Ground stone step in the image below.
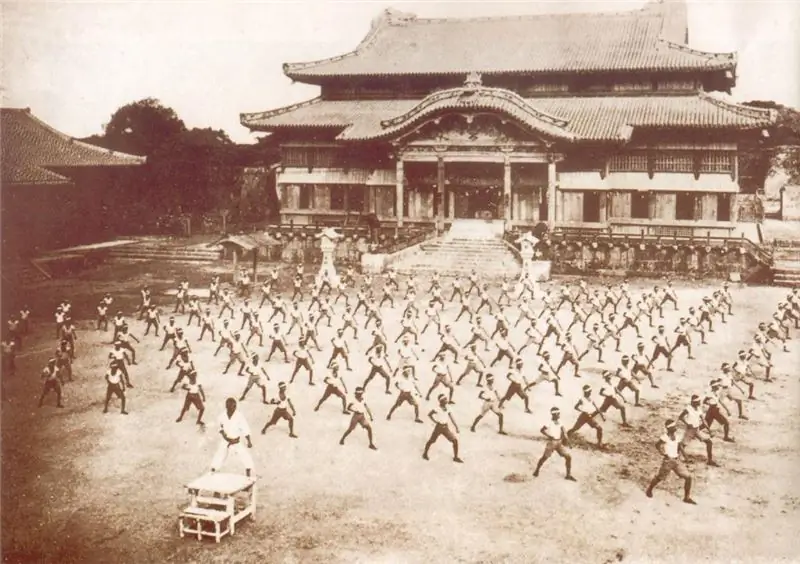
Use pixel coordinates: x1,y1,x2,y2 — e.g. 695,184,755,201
107,248,221,263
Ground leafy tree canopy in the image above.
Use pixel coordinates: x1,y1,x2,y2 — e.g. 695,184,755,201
102,98,187,157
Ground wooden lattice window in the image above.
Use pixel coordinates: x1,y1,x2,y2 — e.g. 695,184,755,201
608,152,648,172
653,151,694,173
699,152,734,174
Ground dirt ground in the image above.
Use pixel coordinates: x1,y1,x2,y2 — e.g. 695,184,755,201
2,261,799,563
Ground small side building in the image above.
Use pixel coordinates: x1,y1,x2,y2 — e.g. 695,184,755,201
1,108,146,257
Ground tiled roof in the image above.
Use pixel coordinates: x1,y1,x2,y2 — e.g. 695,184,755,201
283,6,735,80
241,92,776,142
1,108,145,186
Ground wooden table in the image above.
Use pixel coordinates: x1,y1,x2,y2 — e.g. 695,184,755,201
179,473,257,542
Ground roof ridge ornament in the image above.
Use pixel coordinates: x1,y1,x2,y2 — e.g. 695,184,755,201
464,72,483,90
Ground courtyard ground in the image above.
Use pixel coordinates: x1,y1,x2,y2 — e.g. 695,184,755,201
1,261,799,563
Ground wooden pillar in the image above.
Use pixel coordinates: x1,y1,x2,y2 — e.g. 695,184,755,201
547,159,557,229
396,158,404,227
437,157,446,231
503,157,512,224
232,249,239,283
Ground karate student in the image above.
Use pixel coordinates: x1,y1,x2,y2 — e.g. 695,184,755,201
56,342,73,383
386,366,424,423
240,354,270,403
456,344,488,386
208,275,221,305
176,370,205,426
422,394,463,463
649,326,674,372
328,329,352,371
678,395,717,467
218,289,236,320
159,317,178,351
315,361,349,414
289,339,315,385
1,338,16,377
97,302,109,331
18,306,31,335
212,398,254,477
111,310,127,343
143,305,160,337
261,383,298,439
60,320,78,359
469,373,506,435
258,279,273,309
718,363,749,420
169,350,195,393
499,358,533,413
554,334,581,378
363,345,393,394
186,295,202,327
340,306,358,338
489,329,516,369
198,308,216,342
223,332,249,376
339,387,378,450
597,370,631,426
266,323,290,363
268,296,287,324
166,328,191,370
525,352,562,398
425,354,456,405
615,355,641,407
532,407,576,481
103,362,128,415
433,325,461,363
116,325,139,364
703,380,734,443
213,320,234,356
109,343,134,388
38,359,63,409
245,312,264,347
567,385,604,448
645,419,695,504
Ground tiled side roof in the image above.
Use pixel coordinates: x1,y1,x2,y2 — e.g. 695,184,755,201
1,108,145,186
283,7,735,80
240,93,776,142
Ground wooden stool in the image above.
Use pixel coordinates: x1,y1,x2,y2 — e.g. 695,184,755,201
179,506,231,543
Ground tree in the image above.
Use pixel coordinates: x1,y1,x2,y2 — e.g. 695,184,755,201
739,101,800,192
103,98,187,157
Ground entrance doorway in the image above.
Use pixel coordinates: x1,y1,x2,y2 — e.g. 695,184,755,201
583,191,602,223
455,186,502,219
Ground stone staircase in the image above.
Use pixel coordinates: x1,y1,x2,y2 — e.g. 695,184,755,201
391,220,521,277
107,240,222,264
772,246,800,287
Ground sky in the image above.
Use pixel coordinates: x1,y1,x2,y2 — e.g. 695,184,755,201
2,0,799,144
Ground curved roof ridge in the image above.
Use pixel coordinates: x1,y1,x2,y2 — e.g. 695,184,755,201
663,40,736,62
283,9,392,74
381,85,568,129
698,92,777,122
241,97,326,125
407,7,652,25
373,84,575,141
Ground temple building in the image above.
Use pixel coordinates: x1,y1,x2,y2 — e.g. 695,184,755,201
1,108,145,256
241,0,776,238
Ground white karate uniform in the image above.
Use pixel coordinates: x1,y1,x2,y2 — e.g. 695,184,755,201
211,410,254,471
